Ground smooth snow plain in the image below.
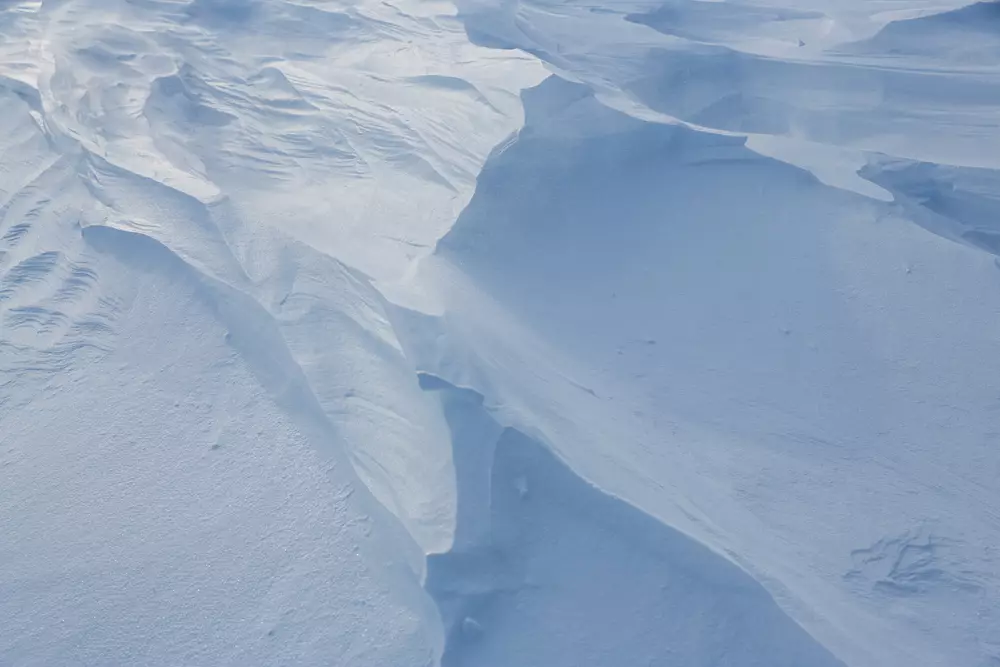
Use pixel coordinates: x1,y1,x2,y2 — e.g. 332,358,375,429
1,0,998,665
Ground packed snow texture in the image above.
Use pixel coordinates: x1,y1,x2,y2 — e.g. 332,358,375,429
1,0,998,666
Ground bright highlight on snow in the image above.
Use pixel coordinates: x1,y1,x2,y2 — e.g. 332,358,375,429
1,0,998,665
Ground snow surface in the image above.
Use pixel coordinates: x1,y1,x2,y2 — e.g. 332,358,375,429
1,0,999,665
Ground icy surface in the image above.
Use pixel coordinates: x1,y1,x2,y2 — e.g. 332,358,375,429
1,0,999,666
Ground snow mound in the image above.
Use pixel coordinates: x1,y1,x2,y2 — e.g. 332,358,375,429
2,219,436,666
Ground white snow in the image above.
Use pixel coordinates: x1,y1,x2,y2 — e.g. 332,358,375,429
2,0,999,666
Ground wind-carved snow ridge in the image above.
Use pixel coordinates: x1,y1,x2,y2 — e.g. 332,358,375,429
395,59,1000,666
0,0,543,662
452,0,1000,209
1,0,544,548
416,372,845,667
3,0,1000,665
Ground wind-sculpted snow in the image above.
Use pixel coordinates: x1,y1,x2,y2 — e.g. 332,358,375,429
861,157,1000,257
418,372,844,667
2,0,999,665
3,0,543,276
420,73,1000,667
454,0,1000,185
1,0,534,662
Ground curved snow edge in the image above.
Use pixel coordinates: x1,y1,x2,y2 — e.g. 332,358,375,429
414,371,847,667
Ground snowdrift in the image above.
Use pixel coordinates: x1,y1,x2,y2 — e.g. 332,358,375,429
1,0,998,665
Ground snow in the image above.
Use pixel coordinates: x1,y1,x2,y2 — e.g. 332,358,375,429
420,375,844,667
2,0,999,666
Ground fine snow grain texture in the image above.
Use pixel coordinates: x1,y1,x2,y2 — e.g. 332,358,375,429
2,0,999,666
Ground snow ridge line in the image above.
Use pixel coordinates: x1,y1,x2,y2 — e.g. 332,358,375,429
79,220,431,569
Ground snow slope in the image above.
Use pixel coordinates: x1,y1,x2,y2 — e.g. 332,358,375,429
2,0,999,665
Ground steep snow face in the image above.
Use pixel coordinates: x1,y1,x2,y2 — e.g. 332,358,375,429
418,374,845,667
2,0,999,666
454,0,1000,187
